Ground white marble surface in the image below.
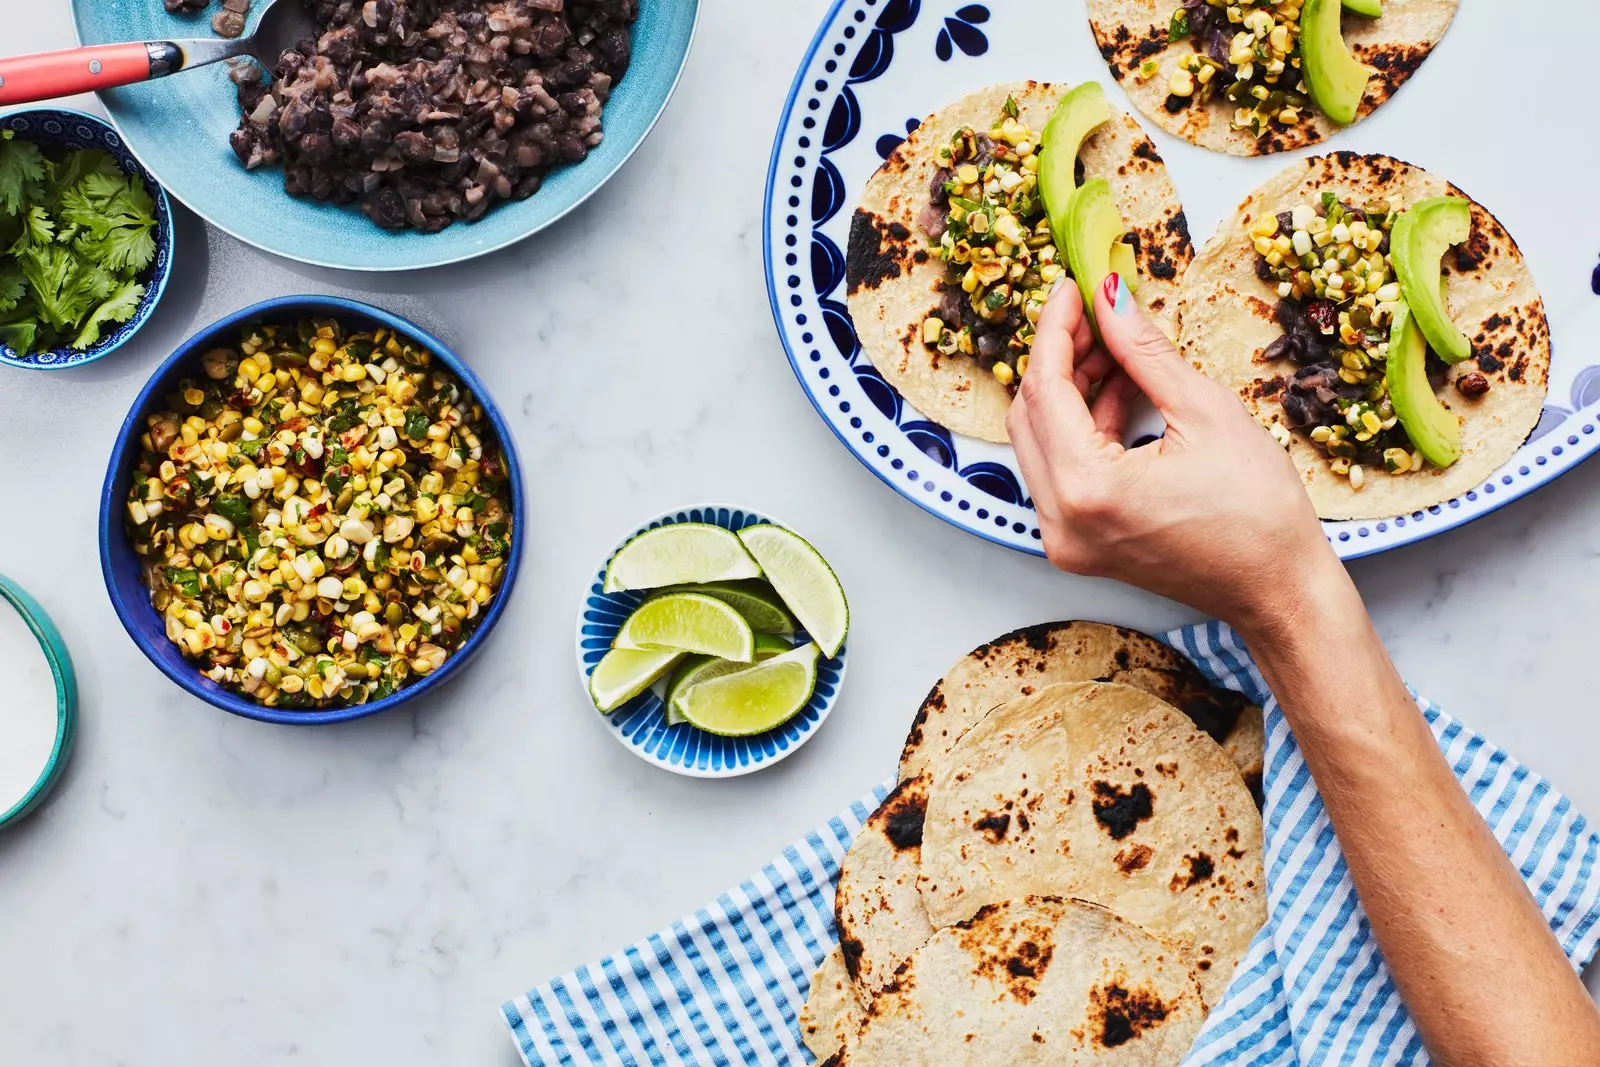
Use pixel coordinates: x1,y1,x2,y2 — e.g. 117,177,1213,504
2,2,1597,1064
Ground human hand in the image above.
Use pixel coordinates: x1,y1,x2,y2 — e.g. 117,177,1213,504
1006,274,1340,633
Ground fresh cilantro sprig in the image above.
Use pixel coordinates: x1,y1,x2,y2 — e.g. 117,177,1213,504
0,130,158,355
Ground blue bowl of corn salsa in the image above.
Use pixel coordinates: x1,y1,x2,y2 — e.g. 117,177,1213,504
98,296,524,725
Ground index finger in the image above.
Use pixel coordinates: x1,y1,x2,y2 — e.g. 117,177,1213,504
1014,282,1097,441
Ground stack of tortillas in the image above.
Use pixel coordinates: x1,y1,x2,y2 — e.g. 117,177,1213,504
802,622,1268,1064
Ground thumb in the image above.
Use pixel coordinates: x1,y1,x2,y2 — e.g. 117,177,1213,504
1093,272,1209,414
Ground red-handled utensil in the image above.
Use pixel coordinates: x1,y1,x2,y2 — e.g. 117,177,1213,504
0,0,314,107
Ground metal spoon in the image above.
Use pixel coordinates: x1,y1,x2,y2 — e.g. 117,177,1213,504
0,0,315,107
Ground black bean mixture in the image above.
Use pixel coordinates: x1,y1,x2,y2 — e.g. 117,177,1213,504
920,102,1063,389
1164,0,1311,137
1254,195,1452,485
228,0,638,232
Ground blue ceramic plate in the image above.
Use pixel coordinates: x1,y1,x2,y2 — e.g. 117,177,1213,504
764,0,1600,561
99,296,526,725
71,1,698,271
0,108,174,369
576,505,848,779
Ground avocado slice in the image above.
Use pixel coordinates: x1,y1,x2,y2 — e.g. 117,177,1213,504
1386,300,1461,469
1342,0,1382,17
1063,179,1138,337
1301,0,1373,126
1391,196,1473,364
1040,81,1114,243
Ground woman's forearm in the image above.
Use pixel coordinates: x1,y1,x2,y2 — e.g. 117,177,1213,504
1242,557,1600,1066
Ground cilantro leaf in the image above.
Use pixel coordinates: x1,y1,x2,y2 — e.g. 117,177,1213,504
0,133,46,217
9,206,55,251
77,220,156,274
72,279,145,349
0,138,156,356
0,322,36,354
0,263,24,313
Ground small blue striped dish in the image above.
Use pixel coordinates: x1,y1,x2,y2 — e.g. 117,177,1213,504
575,505,847,779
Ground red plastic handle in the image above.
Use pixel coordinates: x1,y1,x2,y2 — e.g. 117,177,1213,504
0,43,156,107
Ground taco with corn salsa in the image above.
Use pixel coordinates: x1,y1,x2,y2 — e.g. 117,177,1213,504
844,81,1193,444
1086,0,1457,157
1178,152,1549,521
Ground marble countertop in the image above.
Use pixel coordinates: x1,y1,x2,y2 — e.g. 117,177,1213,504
3,2,1596,1063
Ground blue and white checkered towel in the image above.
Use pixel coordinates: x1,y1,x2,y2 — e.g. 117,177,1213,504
503,622,1600,1066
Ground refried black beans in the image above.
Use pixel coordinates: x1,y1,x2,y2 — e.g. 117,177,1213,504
228,0,638,233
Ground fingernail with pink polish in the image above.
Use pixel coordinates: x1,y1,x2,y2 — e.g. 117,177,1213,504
1111,274,1135,317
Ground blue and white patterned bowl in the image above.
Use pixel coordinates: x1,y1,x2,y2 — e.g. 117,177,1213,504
576,505,848,779
763,0,1600,561
72,0,698,272
0,108,174,370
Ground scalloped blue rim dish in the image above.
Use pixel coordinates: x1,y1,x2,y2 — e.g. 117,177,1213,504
0,107,175,370
98,296,526,725
71,0,699,272
576,505,847,779
761,0,1600,562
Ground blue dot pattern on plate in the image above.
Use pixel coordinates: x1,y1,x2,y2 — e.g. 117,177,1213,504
761,0,1600,562
0,110,175,370
578,506,845,777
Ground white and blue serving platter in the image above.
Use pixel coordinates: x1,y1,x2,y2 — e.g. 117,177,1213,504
576,506,848,779
764,0,1600,560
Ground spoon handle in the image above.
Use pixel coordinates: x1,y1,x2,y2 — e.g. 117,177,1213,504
0,43,183,106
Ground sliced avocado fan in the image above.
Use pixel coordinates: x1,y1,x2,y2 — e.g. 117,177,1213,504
1062,179,1138,338
1301,0,1374,126
1386,300,1461,469
1391,196,1473,364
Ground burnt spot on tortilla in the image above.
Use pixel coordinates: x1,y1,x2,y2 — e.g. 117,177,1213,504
1092,781,1154,840
839,934,865,980
1249,375,1287,399
958,905,1058,1003
902,684,944,759
1133,139,1160,163
1166,211,1194,257
1357,41,1431,106
1115,843,1154,874
1172,851,1216,891
1002,940,1055,1002
973,811,1011,844
1154,667,1249,743
1089,982,1173,1048
845,209,912,296
876,778,927,851
1016,812,1031,834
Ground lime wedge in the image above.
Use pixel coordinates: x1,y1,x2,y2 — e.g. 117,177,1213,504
603,523,762,593
735,526,849,659
613,593,756,661
663,637,795,725
753,633,793,657
588,647,683,713
660,581,797,635
677,643,821,737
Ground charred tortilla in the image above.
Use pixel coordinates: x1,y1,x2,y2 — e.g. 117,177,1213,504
1178,152,1549,520
1087,0,1457,156
899,622,1261,790
823,897,1205,1065
917,682,1266,1007
845,81,1192,443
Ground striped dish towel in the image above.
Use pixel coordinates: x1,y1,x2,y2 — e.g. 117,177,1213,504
502,622,1600,1066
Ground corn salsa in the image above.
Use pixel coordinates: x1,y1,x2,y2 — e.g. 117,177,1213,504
124,319,513,709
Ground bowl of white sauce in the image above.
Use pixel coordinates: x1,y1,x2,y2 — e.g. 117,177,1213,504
0,578,76,828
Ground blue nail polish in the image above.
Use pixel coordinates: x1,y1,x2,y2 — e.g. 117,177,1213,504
1112,275,1135,317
